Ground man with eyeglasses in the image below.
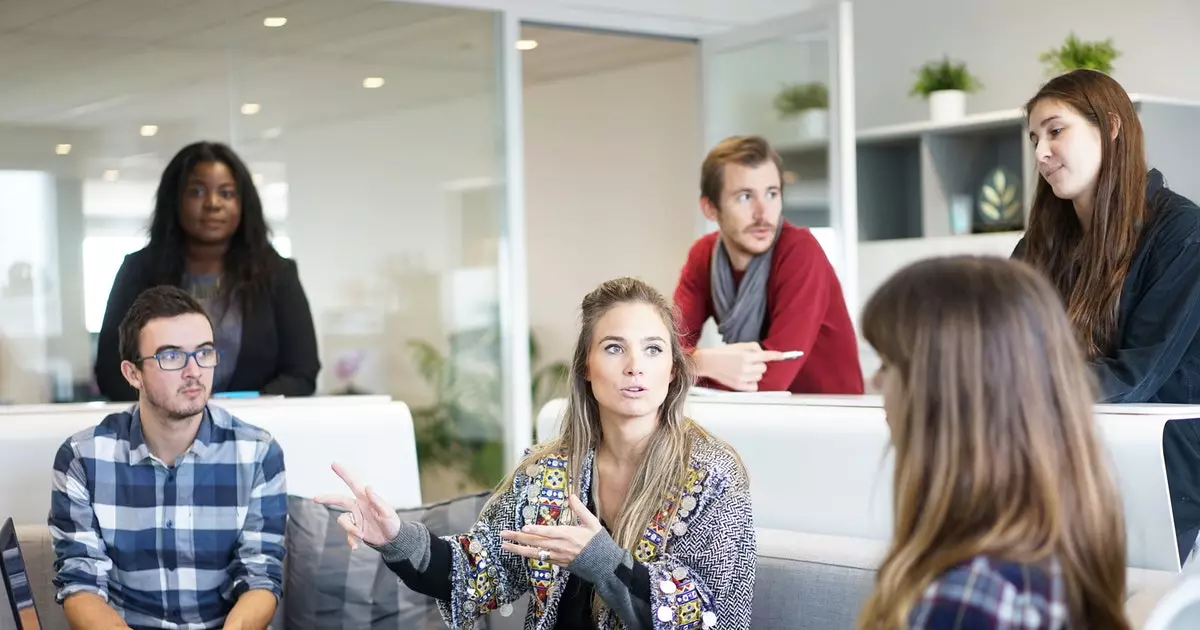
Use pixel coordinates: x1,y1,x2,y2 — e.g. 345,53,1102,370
48,286,286,630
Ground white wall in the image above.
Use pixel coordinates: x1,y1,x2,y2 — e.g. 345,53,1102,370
849,0,1200,128
281,52,702,396
523,54,701,363
280,95,499,402
432,0,1200,130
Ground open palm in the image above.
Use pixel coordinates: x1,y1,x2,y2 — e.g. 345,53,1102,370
313,462,402,549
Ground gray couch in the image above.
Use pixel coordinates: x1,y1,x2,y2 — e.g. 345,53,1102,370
1,495,875,630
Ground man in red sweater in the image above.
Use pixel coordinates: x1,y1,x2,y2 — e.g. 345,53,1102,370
674,135,863,394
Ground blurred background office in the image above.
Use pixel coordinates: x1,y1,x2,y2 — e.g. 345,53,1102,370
0,0,1197,501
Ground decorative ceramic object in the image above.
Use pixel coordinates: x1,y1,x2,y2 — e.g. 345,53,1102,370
976,167,1023,231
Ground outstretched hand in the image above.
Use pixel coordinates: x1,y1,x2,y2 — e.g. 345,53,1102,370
500,494,603,566
313,462,402,550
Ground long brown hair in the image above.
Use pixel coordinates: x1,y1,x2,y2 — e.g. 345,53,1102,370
1021,69,1147,358
491,278,733,601
857,256,1128,630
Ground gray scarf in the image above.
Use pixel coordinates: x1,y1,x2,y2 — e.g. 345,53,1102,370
710,229,778,344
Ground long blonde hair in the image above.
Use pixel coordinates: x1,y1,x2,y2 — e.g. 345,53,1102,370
858,256,1129,630
496,277,707,551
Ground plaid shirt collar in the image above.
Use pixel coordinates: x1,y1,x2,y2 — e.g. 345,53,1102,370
127,404,222,465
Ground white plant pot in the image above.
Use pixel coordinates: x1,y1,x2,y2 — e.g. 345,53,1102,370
928,89,966,123
795,108,829,141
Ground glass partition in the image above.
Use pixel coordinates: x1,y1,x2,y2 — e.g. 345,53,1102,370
0,0,522,501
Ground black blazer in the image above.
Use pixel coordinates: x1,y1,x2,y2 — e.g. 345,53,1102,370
1011,169,1200,404
94,247,321,401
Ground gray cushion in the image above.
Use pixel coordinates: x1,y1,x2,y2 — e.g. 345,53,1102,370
284,491,493,629
752,555,875,630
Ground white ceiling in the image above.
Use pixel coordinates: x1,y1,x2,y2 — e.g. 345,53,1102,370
0,0,693,166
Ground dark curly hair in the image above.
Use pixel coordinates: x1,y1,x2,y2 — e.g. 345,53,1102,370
148,141,278,304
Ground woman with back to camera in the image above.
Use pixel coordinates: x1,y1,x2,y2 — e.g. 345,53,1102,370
857,256,1129,630
316,277,756,629
1014,69,1200,562
95,141,320,400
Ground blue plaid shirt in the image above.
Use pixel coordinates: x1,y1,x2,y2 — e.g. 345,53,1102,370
908,556,1068,629
48,405,287,630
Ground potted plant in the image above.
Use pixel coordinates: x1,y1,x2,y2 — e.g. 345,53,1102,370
406,329,569,498
1040,32,1120,75
910,56,983,123
773,82,829,141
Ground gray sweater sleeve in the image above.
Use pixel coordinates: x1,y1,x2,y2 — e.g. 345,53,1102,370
572,487,756,630
569,531,653,630
373,521,433,569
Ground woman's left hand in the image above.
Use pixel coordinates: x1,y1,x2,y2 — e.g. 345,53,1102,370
500,494,603,566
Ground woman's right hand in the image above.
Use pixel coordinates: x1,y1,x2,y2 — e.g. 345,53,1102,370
314,462,402,550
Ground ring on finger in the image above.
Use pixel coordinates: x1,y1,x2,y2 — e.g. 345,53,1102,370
537,548,550,563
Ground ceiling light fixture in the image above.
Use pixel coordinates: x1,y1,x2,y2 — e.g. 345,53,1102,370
241,103,261,115
263,17,287,27
140,125,158,137
262,127,282,139
103,169,120,182
362,77,385,89
55,144,72,155
253,173,265,187
516,39,538,51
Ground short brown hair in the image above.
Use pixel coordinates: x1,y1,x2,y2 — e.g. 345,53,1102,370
699,135,783,207
118,285,212,363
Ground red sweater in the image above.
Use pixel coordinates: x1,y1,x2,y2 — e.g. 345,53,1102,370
674,223,864,394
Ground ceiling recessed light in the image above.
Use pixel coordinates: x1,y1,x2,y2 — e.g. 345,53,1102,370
140,125,158,137
263,17,287,27
516,39,538,51
103,169,120,182
55,144,71,155
252,173,265,187
362,77,385,89
262,127,282,139
241,103,261,115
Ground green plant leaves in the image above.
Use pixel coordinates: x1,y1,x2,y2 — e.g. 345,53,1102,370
773,82,829,117
1040,32,1120,75
911,55,983,98
407,330,570,489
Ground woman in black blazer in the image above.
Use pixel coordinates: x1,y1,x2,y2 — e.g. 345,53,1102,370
95,141,320,401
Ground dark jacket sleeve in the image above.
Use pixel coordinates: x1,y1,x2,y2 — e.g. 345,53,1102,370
1010,237,1027,260
1093,215,1200,402
94,254,148,401
259,258,320,396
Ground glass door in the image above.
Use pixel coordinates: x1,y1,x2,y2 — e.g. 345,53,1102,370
700,1,859,314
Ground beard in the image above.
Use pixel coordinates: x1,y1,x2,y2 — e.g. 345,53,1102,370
144,378,208,420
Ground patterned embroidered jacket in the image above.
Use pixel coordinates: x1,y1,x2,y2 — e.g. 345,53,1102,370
435,435,756,629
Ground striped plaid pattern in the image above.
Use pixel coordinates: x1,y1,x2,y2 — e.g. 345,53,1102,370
908,556,1069,629
48,405,287,630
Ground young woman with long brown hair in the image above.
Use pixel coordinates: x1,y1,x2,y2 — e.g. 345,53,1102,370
857,256,1129,630
316,277,756,629
1014,69,1200,563
1014,69,1200,404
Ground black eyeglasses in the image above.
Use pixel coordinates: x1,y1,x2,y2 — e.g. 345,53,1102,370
136,347,221,371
